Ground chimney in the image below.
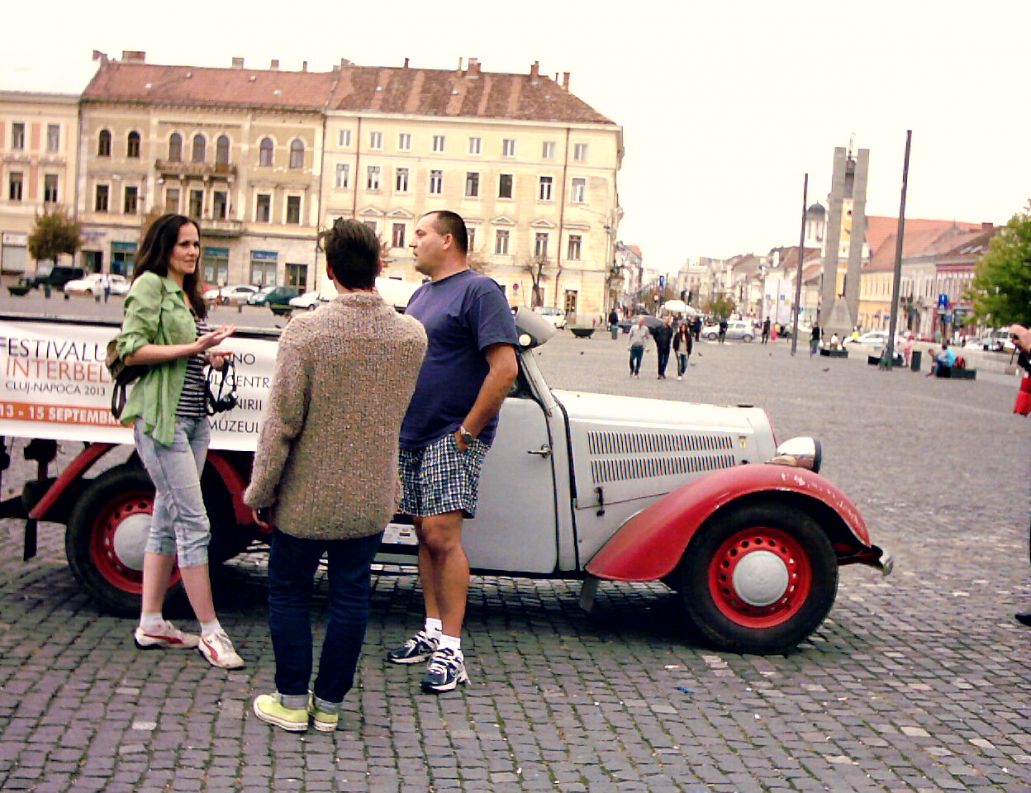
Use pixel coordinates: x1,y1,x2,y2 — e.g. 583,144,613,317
467,57,481,76
981,221,994,231
270,59,279,70
529,61,539,79
121,50,146,63
92,50,109,63
457,57,464,72
562,71,570,89
403,57,410,68
231,57,244,69
302,61,308,72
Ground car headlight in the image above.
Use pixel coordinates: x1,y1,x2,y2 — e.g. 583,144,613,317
768,436,822,473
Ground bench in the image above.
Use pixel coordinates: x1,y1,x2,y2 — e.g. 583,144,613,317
820,348,848,358
935,366,977,380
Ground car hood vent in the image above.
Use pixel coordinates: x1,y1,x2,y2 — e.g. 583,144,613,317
587,430,736,484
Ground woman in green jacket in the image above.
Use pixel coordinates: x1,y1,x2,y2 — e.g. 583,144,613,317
117,213,243,669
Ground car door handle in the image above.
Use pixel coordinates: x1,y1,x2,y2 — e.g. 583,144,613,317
527,445,552,459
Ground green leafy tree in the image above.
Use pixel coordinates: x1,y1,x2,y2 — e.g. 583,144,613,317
703,293,736,319
968,203,1031,327
28,208,81,267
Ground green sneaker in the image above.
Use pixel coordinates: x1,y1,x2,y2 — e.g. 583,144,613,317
308,694,339,733
253,693,308,732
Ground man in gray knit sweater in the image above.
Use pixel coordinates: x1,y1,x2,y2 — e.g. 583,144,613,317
245,219,426,733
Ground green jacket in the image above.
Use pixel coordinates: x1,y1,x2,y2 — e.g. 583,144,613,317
116,272,198,446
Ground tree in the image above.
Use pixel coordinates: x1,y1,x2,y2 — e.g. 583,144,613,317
28,208,81,267
524,254,551,308
968,203,1031,327
703,293,736,319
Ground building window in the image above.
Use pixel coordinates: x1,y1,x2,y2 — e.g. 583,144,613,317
369,131,383,150
494,229,510,255
259,137,274,166
286,195,301,224
335,163,350,189
256,194,271,223
191,134,206,163
98,129,112,157
9,172,24,202
43,174,58,203
542,141,555,160
203,247,229,286
168,133,182,162
250,255,277,287
367,165,381,191
468,227,477,252
465,172,480,198
538,176,553,201
286,263,307,288
189,189,203,218
567,234,582,260
127,131,141,159
216,135,230,165
398,132,411,151
502,138,516,157
123,186,138,215
94,184,109,212
165,188,180,213
570,177,586,204
213,190,228,220
429,169,443,195
338,129,351,147
498,173,513,199
432,135,445,153
11,123,26,150
46,124,60,153
574,143,588,161
392,223,406,248
395,167,409,192
469,137,481,155
289,139,305,169
534,232,549,258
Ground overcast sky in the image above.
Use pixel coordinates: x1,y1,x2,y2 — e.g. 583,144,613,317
4,0,1028,269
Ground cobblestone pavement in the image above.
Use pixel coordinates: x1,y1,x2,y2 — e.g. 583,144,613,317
0,320,1028,792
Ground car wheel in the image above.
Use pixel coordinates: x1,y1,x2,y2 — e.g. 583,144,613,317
676,501,838,654
307,303,317,311
743,334,754,343
706,332,717,341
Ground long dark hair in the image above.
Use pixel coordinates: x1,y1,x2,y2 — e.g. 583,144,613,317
133,214,207,318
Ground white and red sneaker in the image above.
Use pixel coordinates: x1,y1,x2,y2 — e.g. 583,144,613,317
134,621,200,650
198,629,245,669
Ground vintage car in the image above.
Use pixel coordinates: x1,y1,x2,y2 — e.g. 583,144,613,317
0,308,890,655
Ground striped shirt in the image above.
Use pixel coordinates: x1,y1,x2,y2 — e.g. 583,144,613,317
176,315,210,418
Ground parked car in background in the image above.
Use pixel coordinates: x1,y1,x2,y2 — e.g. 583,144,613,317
256,286,304,315
246,285,277,306
701,320,754,342
44,266,86,291
63,273,130,298
534,306,568,329
203,284,259,305
844,331,889,347
981,328,1014,352
288,289,328,311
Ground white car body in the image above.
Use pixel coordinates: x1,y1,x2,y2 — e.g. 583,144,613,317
701,321,754,341
203,284,259,305
534,306,568,329
289,278,421,312
63,273,129,297
844,331,889,346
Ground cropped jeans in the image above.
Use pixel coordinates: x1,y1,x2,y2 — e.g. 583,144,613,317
134,416,211,568
268,528,384,711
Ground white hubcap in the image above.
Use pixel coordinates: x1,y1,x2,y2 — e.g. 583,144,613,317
111,513,151,572
732,550,790,606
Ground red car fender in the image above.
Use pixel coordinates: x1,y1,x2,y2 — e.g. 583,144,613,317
585,464,871,582
30,444,253,529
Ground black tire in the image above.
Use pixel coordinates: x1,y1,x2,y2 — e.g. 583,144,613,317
65,462,242,617
706,332,717,341
743,334,754,343
677,502,837,654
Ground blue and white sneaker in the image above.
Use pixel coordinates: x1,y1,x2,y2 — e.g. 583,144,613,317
386,630,438,665
420,648,469,693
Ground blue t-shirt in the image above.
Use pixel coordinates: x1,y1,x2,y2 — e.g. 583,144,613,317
400,269,518,449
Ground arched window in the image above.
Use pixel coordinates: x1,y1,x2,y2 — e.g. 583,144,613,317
192,134,206,163
216,134,230,165
168,133,182,162
289,139,304,169
259,137,274,167
98,129,112,157
127,131,141,158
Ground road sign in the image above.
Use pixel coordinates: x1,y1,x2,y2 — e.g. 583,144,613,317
658,275,666,291
937,293,949,309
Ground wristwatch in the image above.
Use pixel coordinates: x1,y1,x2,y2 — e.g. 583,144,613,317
458,426,476,444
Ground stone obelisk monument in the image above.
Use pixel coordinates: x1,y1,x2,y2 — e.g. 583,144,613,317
820,145,870,338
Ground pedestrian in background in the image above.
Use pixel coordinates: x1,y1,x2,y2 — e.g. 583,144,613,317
810,323,821,356
653,314,674,379
718,317,728,344
761,317,770,344
386,211,519,694
608,307,620,340
248,219,427,732
673,321,693,380
627,316,649,378
102,273,112,304
1009,324,1031,627
116,213,243,670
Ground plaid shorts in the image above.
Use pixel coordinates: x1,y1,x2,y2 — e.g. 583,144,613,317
398,432,490,519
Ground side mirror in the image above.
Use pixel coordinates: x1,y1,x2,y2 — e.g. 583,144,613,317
768,436,822,474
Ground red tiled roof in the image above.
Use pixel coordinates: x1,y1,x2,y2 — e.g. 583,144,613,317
864,216,981,257
865,225,987,272
82,58,615,124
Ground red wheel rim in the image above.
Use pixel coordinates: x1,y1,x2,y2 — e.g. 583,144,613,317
707,527,812,629
89,490,181,594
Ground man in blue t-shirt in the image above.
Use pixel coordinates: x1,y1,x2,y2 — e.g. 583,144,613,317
386,211,518,694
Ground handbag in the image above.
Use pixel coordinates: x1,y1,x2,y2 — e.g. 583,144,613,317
206,358,238,415
105,337,149,419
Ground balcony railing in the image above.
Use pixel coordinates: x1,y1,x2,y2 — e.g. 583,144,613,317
202,218,244,237
155,160,237,180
